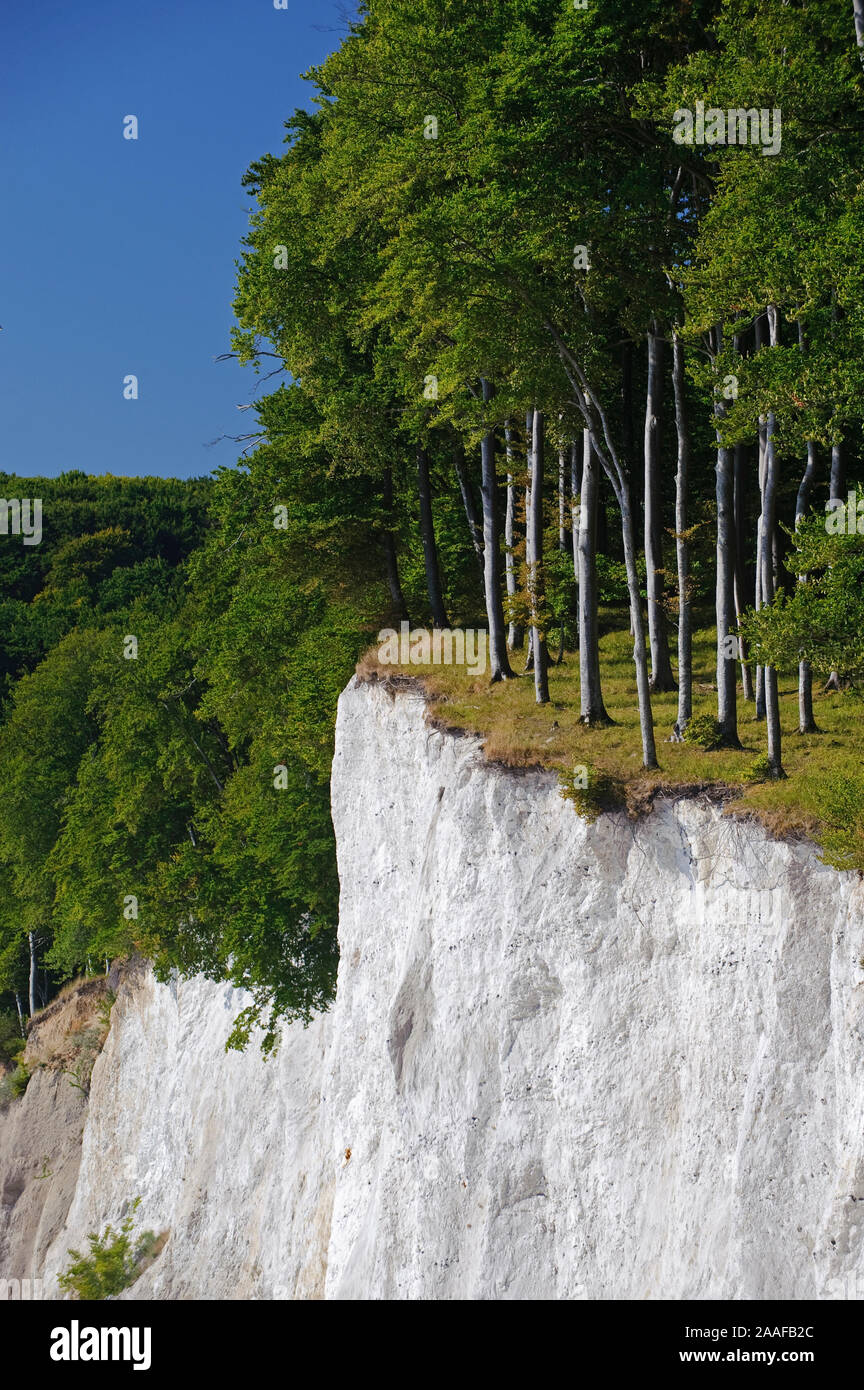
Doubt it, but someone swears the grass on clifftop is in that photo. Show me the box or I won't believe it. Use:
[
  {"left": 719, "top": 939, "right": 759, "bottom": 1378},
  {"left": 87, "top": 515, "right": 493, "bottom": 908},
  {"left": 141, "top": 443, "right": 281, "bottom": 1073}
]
[{"left": 359, "top": 606, "right": 864, "bottom": 852}]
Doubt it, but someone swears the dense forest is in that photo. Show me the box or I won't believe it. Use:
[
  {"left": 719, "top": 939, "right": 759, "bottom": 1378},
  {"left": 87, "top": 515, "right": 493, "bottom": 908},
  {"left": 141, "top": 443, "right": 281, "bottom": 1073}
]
[{"left": 3, "top": 0, "right": 864, "bottom": 1054}]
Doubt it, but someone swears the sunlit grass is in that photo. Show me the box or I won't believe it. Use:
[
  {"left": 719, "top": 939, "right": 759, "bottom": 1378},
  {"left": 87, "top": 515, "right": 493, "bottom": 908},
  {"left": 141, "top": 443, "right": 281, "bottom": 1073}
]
[{"left": 360, "top": 606, "right": 864, "bottom": 841}]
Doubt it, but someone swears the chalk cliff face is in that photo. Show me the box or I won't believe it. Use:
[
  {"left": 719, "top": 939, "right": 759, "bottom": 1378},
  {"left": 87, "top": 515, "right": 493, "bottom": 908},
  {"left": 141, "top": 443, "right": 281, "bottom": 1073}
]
[{"left": 18, "top": 677, "right": 864, "bottom": 1298}]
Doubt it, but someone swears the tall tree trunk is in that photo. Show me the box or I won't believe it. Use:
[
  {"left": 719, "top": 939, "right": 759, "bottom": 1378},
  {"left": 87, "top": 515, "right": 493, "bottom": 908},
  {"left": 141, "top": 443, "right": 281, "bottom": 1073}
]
[
  {"left": 28, "top": 932, "right": 37, "bottom": 1019},
  {"left": 528, "top": 408, "right": 550, "bottom": 704},
  {"left": 504, "top": 422, "right": 523, "bottom": 650},
  {"left": 825, "top": 440, "right": 846, "bottom": 690},
  {"left": 714, "top": 329, "right": 741, "bottom": 747},
  {"left": 830, "top": 440, "right": 845, "bottom": 500},
  {"left": 578, "top": 429, "right": 611, "bottom": 724},
  {"left": 15, "top": 992, "right": 25, "bottom": 1037},
  {"left": 732, "top": 443, "right": 754, "bottom": 700},
  {"left": 523, "top": 410, "right": 535, "bottom": 673},
  {"left": 644, "top": 327, "right": 676, "bottom": 691},
  {"left": 762, "top": 305, "right": 786, "bottom": 777},
  {"left": 545, "top": 324, "right": 657, "bottom": 767},
  {"left": 479, "top": 379, "right": 514, "bottom": 681},
  {"left": 671, "top": 334, "right": 692, "bottom": 739},
  {"left": 855, "top": 0, "right": 864, "bottom": 54},
  {"left": 382, "top": 467, "right": 409, "bottom": 622},
  {"left": 754, "top": 312, "right": 768, "bottom": 719},
  {"left": 795, "top": 321, "right": 819, "bottom": 733},
  {"left": 570, "top": 439, "right": 582, "bottom": 589},
  {"left": 558, "top": 445, "right": 567, "bottom": 551},
  {"left": 796, "top": 440, "right": 819, "bottom": 733},
  {"left": 620, "top": 477, "right": 658, "bottom": 768},
  {"left": 416, "top": 443, "right": 448, "bottom": 628},
  {"left": 454, "top": 441, "right": 485, "bottom": 577}
]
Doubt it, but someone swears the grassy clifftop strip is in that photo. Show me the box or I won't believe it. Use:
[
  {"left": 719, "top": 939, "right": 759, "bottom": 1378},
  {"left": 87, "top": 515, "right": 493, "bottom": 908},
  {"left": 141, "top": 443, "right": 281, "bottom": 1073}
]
[{"left": 359, "top": 608, "right": 864, "bottom": 860}]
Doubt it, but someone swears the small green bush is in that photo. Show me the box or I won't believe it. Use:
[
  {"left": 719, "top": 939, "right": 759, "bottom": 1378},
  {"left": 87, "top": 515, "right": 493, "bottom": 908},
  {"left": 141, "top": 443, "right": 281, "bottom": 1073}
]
[
  {"left": 96, "top": 989, "right": 116, "bottom": 1031},
  {"left": 741, "top": 752, "right": 776, "bottom": 784},
  {"left": 0, "top": 1063, "right": 30, "bottom": 1108},
  {"left": 58, "top": 1197, "right": 155, "bottom": 1300},
  {"left": 558, "top": 765, "right": 621, "bottom": 822},
  {"left": 683, "top": 714, "right": 725, "bottom": 751},
  {"left": 810, "top": 771, "right": 864, "bottom": 871},
  {"left": 0, "top": 1011, "right": 24, "bottom": 1064}
]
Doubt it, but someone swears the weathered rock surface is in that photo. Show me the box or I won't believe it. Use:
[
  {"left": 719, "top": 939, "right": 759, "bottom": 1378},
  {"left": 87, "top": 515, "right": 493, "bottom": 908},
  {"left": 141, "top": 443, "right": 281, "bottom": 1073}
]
[
  {"left": 0, "top": 978, "right": 111, "bottom": 1293},
  {"left": 7, "top": 677, "right": 864, "bottom": 1299}
]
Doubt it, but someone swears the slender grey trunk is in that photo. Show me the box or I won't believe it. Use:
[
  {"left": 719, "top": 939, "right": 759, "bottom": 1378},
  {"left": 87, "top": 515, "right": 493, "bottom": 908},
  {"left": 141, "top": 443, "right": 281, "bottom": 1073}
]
[
  {"left": 570, "top": 440, "right": 581, "bottom": 588},
  {"left": 761, "top": 305, "right": 786, "bottom": 777},
  {"left": 855, "top": 0, "right": 864, "bottom": 55},
  {"left": 732, "top": 443, "right": 754, "bottom": 700},
  {"left": 15, "top": 992, "right": 25, "bottom": 1036},
  {"left": 479, "top": 379, "right": 514, "bottom": 681},
  {"left": 671, "top": 334, "right": 692, "bottom": 739},
  {"left": 544, "top": 321, "right": 657, "bottom": 766},
  {"left": 382, "top": 467, "right": 409, "bottom": 622},
  {"left": 528, "top": 408, "right": 550, "bottom": 703},
  {"left": 714, "top": 329, "right": 740, "bottom": 747},
  {"left": 830, "top": 441, "right": 845, "bottom": 500},
  {"left": 504, "top": 423, "right": 523, "bottom": 650},
  {"left": 416, "top": 444, "right": 448, "bottom": 628},
  {"left": 28, "top": 932, "right": 37, "bottom": 1019},
  {"left": 578, "top": 430, "right": 610, "bottom": 724},
  {"left": 454, "top": 442, "right": 485, "bottom": 576},
  {"left": 644, "top": 327, "right": 676, "bottom": 691},
  {"left": 558, "top": 446, "right": 567, "bottom": 551},
  {"left": 795, "top": 322, "right": 819, "bottom": 733},
  {"left": 796, "top": 440, "right": 819, "bottom": 733},
  {"left": 755, "top": 313, "right": 768, "bottom": 719},
  {"left": 620, "top": 475, "right": 658, "bottom": 768},
  {"left": 523, "top": 410, "right": 534, "bottom": 673},
  {"left": 825, "top": 440, "right": 845, "bottom": 690}
]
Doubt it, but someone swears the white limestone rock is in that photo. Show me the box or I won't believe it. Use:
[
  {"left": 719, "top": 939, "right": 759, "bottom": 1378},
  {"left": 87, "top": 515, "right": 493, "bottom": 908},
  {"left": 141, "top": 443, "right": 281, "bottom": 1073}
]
[{"left": 41, "top": 677, "right": 864, "bottom": 1300}]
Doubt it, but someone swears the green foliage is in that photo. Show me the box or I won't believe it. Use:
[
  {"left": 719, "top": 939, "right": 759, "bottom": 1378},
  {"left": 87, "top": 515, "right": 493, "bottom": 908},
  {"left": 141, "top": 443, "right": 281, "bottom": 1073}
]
[
  {"left": 0, "top": 1063, "right": 30, "bottom": 1108},
  {"left": 684, "top": 715, "right": 725, "bottom": 751},
  {"left": 0, "top": 1010, "right": 23, "bottom": 1064},
  {"left": 96, "top": 990, "right": 116, "bottom": 1031},
  {"left": 60, "top": 1027, "right": 107, "bottom": 1097},
  {"left": 741, "top": 510, "right": 864, "bottom": 680},
  {"left": 742, "top": 753, "right": 776, "bottom": 785},
  {"left": 810, "top": 773, "right": 864, "bottom": 872},
  {"left": 57, "top": 1198, "right": 156, "bottom": 1300},
  {"left": 594, "top": 555, "right": 632, "bottom": 606}
]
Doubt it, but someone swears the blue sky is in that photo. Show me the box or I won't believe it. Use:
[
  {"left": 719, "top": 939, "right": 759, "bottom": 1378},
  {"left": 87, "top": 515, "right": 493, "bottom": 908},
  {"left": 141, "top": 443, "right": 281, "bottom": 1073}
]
[{"left": 0, "top": 0, "right": 349, "bottom": 480}]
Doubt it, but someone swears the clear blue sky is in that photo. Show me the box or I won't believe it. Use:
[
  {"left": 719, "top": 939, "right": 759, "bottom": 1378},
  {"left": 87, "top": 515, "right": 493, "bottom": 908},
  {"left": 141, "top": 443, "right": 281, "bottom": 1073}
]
[{"left": 0, "top": 0, "right": 349, "bottom": 480}]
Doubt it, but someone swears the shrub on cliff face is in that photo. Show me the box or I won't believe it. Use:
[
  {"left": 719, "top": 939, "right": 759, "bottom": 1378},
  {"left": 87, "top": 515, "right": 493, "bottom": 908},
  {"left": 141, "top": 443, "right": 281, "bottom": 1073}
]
[
  {"left": 58, "top": 1198, "right": 157, "bottom": 1300},
  {"left": 0, "top": 1061, "right": 30, "bottom": 1109},
  {"left": 558, "top": 766, "right": 622, "bottom": 823},
  {"left": 0, "top": 1009, "right": 23, "bottom": 1064}
]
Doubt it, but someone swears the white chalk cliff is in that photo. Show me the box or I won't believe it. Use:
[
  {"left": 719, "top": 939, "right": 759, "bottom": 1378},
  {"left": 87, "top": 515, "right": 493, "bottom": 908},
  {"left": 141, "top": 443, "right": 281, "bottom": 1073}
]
[{"left": 29, "top": 678, "right": 864, "bottom": 1297}]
